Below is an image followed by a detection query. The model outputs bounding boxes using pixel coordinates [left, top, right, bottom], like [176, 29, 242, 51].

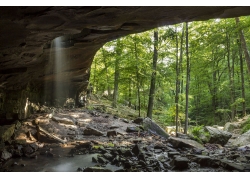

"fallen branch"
[36, 125, 66, 144]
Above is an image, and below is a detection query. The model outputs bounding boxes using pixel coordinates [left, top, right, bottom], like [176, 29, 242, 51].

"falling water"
[45, 36, 69, 106]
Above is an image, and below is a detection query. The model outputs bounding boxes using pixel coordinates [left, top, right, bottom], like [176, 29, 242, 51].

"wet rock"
[231, 130, 250, 147]
[143, 118, 169, 138]
[97, 156, 107, 164]
[0, 149, 12, 161]
[83, 127, 104, 136]
[77, 167, 83, 172]
[133, 117, 144, 124]
[173, 156, 189, 170]
[107, 130, 117, 137]
[126, 126, 140, 132]
[52, 116, 75, 125]
[83, 167, 112, 172]
[92, 157, 98, 163]
[103, 153, 113, 161]
[76, 141, 93, 149]
[205, 126, 232, 146]
[169, 137, 205, 150]
[0, 124, 15, 142]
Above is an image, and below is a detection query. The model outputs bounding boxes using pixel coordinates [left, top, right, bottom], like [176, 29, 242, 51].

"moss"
[241, 124, 250, 134]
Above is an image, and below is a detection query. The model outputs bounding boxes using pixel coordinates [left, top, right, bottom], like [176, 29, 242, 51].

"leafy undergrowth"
[241, 117, 250, 134]
[86, 95, 138, 120]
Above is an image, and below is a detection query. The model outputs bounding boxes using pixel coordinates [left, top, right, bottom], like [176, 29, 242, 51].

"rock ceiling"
[1, 6, 250, 93]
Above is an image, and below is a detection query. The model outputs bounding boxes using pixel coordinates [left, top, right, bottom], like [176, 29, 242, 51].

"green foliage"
[240, 117, 250, 134]
[189, 125, 210, 144]
[89, 16, 250, 128]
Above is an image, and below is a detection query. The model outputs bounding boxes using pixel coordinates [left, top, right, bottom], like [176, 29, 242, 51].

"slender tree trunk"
[235, 17, 250, 74]
[239, 37, 246, 116]
[147, 30, 158, 119]
[175, 26, 179, 136]
[226, 32, 235, 120]
[179, 24, 185, 127]
[133, 36, 141, 116]
[184, 22, 190, 134]
[112, 39, 121, 108]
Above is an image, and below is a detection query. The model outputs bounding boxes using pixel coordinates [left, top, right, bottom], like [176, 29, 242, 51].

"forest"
[88, 16, 250, 134]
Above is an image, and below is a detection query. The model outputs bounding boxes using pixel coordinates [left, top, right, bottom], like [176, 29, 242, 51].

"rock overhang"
[0, 6, 250, 106]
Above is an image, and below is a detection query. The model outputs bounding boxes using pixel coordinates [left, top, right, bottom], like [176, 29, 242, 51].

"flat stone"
[83, 127, 104, 136]
[52, 116, 75, 125]
[169, 137, 205, 150]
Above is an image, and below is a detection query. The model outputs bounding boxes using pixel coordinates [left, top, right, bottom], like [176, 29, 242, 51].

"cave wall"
[1, 6, 250, 121]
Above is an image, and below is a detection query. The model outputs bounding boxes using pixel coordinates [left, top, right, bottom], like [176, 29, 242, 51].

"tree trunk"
[184, 22, 190, 134]
[147, 30, 158, 119]
[226, 32, 235, 121]
[112, 39, 121, 108]
[235, 17, 250, 74]
[134, 35, 141, 116]
[175, 26, 179, 136]
[239, 36, 246, 116]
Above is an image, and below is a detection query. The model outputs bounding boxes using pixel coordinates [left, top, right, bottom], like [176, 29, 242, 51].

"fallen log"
[36, 125, 66, 144]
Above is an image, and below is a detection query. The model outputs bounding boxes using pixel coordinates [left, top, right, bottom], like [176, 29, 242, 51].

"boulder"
[224, 122, 240, 133]
[205, 126, 232, 146]
[0, 124, 15, 142]
[83, 127, 104, 136]
[168, 137, 205, 150]
[231, 130, 250, 147]
[143, 118, 169, 138]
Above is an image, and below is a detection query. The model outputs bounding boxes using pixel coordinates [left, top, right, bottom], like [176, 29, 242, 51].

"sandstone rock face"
[1, 7, 250, 119]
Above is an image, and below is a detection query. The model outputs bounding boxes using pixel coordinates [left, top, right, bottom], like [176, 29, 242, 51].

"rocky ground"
[1, 105, 250, 172]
